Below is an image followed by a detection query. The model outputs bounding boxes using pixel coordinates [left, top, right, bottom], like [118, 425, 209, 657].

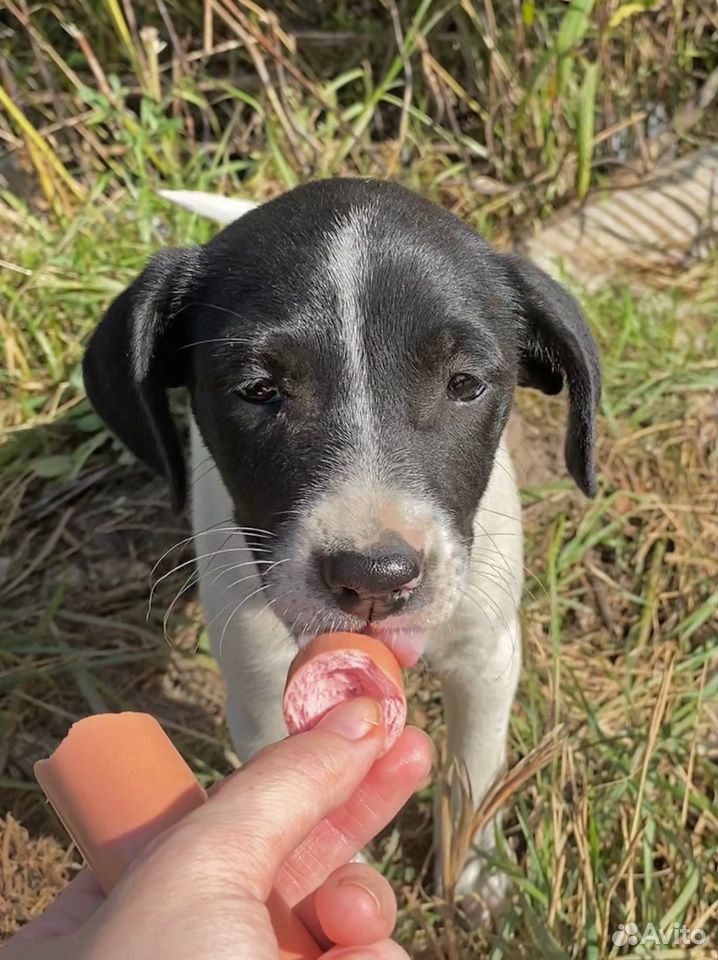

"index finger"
[139, 697, 387, 903]
[277, 726, 432, 908]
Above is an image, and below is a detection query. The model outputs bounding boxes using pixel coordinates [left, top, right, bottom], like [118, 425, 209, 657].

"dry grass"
[1, 2, 716, 957]
[1, 1, 716, 238]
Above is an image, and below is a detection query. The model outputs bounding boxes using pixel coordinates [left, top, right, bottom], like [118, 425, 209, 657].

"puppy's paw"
[434, 823, 511, 930]
[454, 856, 510, 929]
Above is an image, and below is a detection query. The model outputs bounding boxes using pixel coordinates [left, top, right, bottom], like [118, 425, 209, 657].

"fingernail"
[317, 698, 382, 740]
[337, 877, 382, 915]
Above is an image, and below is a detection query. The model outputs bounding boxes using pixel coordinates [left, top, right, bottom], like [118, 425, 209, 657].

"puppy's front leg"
[436, 617, 521, 921]
[219, 643, 292, 761]
[199, 544, 293, 760]
[190, 428, 294, 762]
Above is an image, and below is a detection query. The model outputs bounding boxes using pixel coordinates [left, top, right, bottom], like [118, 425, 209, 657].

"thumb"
[150, 697, 386, 901]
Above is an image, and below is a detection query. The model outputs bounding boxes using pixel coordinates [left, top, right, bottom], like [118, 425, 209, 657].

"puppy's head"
[84, 179, 600, 663]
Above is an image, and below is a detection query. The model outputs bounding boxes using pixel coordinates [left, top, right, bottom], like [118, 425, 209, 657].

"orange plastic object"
[34, 712, 321, 960]
[284, 632, 406, 752]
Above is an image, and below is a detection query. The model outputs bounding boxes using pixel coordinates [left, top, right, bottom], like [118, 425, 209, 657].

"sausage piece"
[284, 632, 407, 753]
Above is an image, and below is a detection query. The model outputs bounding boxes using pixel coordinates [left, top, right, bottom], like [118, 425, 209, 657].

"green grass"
[1, 1, 717, 956]
[1, 2, 715, 234]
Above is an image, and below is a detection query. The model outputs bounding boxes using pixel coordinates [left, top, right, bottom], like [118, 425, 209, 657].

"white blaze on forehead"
[324, 206, 378, 467]
[312, 206, 459, 596]
[317, 206, 438, 555]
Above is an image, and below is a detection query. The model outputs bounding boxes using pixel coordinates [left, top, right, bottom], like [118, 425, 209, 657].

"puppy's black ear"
[83, 247, 204, 512]
[502, 253, 601, 497]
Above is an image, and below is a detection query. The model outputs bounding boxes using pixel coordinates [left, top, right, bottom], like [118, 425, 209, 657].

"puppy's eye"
[236, 378, 282, 404]
[447, 373, 486, 402]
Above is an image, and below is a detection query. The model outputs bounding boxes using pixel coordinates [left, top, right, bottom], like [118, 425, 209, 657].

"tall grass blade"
[577, 62, 600, 199]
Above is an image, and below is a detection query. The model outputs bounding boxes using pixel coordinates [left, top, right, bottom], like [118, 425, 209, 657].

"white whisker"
[149, 546, 270, 611]
[218, 558, 291, 656]
[162, 567, 201, 643]
[150, 519, 236, 578]
[221, 559, 286, 591]
[209, 556, 276, 586]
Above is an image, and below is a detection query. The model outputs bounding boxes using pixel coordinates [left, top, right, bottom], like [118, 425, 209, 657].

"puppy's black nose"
[319, 541, 423, 620]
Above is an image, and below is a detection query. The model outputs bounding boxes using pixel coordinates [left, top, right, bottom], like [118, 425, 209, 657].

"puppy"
[83, 178, 600, 913]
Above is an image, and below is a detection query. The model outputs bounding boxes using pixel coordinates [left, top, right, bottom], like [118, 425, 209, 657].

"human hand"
[5, 697, 432, 959]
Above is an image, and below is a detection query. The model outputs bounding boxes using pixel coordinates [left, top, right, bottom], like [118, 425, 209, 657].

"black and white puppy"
[83, 178, 600, 910]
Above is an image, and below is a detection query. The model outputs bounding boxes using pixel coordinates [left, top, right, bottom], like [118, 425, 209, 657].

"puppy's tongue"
[365, 625, 425, 668]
